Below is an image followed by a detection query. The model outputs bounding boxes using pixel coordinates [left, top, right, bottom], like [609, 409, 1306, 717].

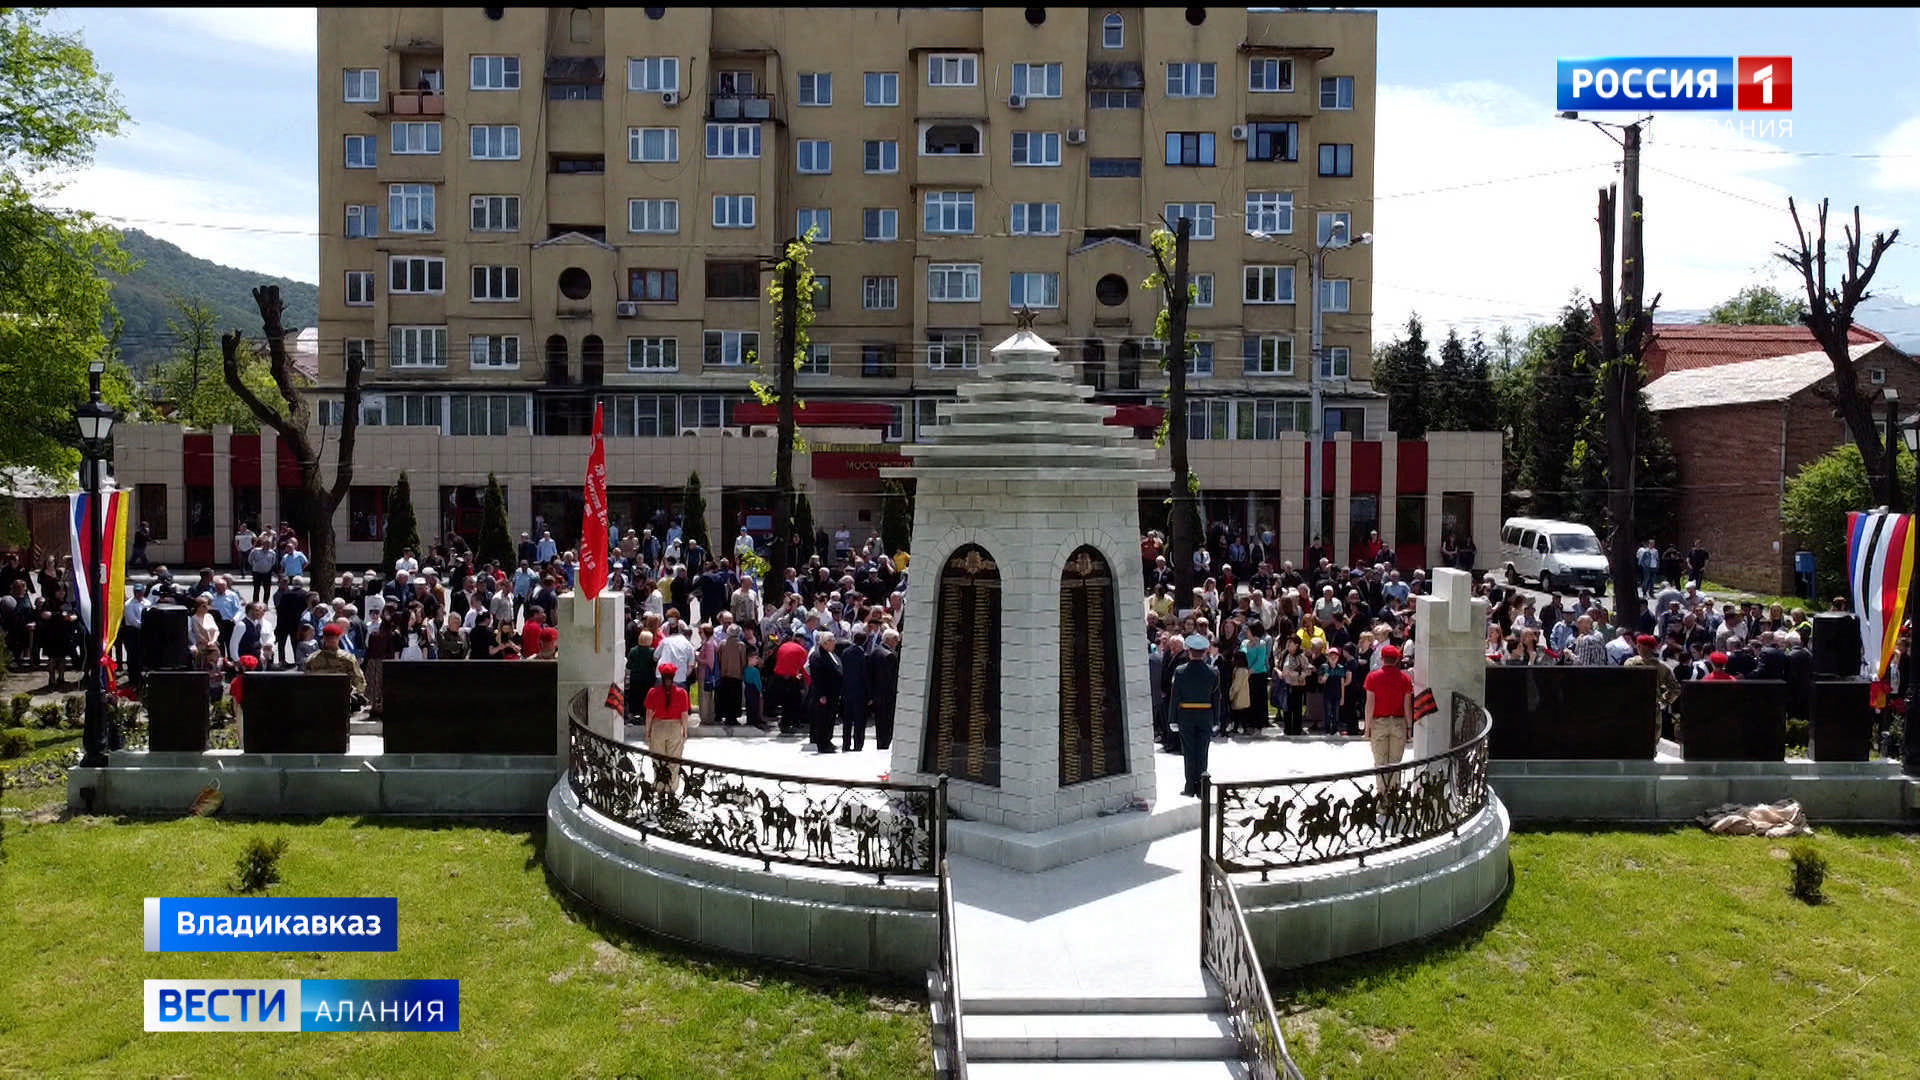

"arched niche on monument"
[920, 544, 1001, 786]
[1059, 546, 1127, 786]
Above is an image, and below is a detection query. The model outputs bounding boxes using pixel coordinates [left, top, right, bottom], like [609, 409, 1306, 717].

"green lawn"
[0, 814, 930, 1079]
[1276, 828, 1920, 1079]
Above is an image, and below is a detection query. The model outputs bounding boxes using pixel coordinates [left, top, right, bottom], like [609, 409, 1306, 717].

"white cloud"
[1871, 116, 1920, 191]
[146, 8, 316, 57]
[44, 163, 318, 284]
[1372, 81, 1817, 343]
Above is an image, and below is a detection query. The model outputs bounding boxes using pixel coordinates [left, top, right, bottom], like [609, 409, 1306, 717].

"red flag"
[579, 401, 609, 600]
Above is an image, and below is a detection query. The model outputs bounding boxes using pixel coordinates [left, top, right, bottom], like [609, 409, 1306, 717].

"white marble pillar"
[1411, 567, 1489, 758]
[555, 590, 626, 755]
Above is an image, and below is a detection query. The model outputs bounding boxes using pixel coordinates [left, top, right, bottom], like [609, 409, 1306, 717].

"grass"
[1275, 827, 1920, 1079]
[0, 814, 930, 1079]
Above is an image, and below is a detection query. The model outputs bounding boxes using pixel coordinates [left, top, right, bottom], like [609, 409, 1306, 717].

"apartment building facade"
[114, 7, 1502, 570]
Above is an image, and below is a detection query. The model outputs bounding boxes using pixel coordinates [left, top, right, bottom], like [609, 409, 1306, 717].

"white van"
[1498, 517, 1609, 595]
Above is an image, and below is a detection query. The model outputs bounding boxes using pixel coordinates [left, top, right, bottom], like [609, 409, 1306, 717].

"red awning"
[732, 401, 898, 428]
[1105, 404, 1165, 427]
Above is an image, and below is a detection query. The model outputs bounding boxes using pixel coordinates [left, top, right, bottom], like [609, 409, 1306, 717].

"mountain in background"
[103, 229, 319, 374]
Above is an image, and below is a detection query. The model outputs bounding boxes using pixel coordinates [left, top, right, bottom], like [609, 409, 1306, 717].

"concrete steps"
[962, 1010, 1241, 1063]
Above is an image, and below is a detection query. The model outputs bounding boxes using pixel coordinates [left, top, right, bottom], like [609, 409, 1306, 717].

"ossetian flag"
[69, 489, 130, 656]
[1845, 510, 1914, 704]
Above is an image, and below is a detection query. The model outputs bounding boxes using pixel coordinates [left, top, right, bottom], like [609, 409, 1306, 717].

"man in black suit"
[869, 628, 901, 751]
[806, 633, 843, 753]
[274, 575, 311, 669]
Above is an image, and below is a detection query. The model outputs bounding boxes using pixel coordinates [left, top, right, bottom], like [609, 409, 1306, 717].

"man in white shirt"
[232, 523, 255, 571]
[735, 527, 756, 557]
[1314, 585, 1343, 624]
[119, 582, 149, 687]
[654, 621, 698, 701]
[394, 548, 420, 577]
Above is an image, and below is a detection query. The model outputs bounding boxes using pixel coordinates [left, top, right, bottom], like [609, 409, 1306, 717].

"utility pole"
[1163, 216, 1197, 603]
[768, 238, 800, 607]
[1591, 117, 1656, 620]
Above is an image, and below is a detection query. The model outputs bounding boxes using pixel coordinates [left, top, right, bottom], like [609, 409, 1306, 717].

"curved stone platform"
[1234, 796, 1511, 970]
[545, 780, 938, 979]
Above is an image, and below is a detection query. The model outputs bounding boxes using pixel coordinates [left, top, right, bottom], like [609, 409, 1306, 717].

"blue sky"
[42, 7, 1920, 344]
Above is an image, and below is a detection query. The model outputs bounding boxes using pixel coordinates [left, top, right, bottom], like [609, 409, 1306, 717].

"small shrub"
[231, 835, 289, 894]
[1785, 717, 1809, 748]
[0, 728, 31, 759]
[210, 698, 233, 727]
[30, 703, 63, 730]
[61, 696, 84, 729]
[9, 693, 29, 725]
[1789, 842, 1827, 904]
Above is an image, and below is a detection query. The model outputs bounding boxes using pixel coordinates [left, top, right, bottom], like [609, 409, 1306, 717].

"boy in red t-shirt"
[1363, 644, 1414, 794]
[644, 662, 693, 793]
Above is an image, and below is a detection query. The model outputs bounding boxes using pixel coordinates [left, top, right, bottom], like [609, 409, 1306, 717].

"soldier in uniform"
[302, 623, 366, 696]
[1623, 633, 1680, 744]
[1171, 633, 1219, 798]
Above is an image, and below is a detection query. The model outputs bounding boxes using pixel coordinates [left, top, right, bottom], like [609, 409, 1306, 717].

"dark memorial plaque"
[920, 545, 1001, 786]
[1808, 679, 1872, 762]
[1676, 680, 1788, 761]
[145, 670, 211, 752]
[241, 672, 352, 754]
[1059, 547, 1126, 786]
[1486, 666, 1660, 759]
[384, 660, 558, 754]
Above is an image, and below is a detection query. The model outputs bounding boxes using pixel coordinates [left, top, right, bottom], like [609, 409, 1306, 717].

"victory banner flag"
[578, 401, 609, 602]
[1846, 510, 1915, 704]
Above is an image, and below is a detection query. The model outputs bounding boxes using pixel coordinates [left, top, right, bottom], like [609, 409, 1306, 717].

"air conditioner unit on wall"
[615, 301, 640, 318]
[679, 427, 703, 437]
[1065, 128, 1086, 145]
[661, 91, 679, 107]
[1007, 93, 1026, 109]
[1231, 124, 1248, 141]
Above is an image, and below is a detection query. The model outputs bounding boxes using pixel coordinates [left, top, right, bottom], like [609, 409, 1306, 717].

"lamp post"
[1250, 221, 1372, 562]
[76, 359, 119, 768]
[1902, 407, 1920, 776]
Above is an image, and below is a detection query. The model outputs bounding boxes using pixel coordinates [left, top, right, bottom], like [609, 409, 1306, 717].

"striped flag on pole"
[1845, 510, 1915, 704]
[69, 488, 130, 652]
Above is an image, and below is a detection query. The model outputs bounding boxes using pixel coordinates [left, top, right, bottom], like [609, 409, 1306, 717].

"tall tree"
[0, 9, 130, 475]
[1373, 314, 1431, 438]
[753, 231, 817, 606]
[220, 285, 365, 591]
[1778, 197, 1902, 506]
[381, 471, 422, 569]
[1455, 331, 1502, 432]
[1145, 219, 1199, 595]
[1430, 328, 1470, 431]
[1523, 301, 1599, 520]
[1592, 151, 1662, 621]
[1706, 283, 1807, 326]
[478, 472, 513, 570]
[149, 296, 279, 430]
[681, 471, 710, 556]
[880, 478, 913, 557]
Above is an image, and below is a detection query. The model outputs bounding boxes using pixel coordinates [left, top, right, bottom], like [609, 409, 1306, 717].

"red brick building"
[1645, 324, 1918, 593]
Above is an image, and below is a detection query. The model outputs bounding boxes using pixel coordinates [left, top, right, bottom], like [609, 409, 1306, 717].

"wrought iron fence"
[567, 721, 943, 881]
[1207, 693, 1494, 877]
[932, 855, 968, 1080]
[1200, 854, 1305, 1080]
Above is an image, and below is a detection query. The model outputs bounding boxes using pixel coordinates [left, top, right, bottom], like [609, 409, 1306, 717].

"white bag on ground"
[1695, 799, 1812, 837]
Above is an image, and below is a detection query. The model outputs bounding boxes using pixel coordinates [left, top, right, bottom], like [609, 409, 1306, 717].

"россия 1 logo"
[1556, 56, 1792, 112]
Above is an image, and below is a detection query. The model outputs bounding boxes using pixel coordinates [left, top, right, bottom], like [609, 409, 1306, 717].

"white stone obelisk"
[1410, 567, 1489, 757]
[556, 589, 626, 755]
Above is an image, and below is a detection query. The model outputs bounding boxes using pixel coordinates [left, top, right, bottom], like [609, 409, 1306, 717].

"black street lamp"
[76, 359, 119, 768]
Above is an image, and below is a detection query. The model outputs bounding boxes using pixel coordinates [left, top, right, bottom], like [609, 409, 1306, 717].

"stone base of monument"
[1489, 758, 1915, 823]
[545, 781, 938, 979]
[946, 801, 1200, 874]
[1237, 796, 1511, 970]
[66, 750, 559, 816]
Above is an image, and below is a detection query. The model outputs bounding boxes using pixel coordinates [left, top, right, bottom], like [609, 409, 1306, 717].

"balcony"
[382, 90, 445, 117]
[707, 92, 775, 121]
[914, 151, 987, 188]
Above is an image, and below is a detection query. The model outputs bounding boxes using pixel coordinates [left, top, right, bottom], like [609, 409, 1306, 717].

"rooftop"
[1644, 322, 1886, 379]
[1643, 343, 1881, 413]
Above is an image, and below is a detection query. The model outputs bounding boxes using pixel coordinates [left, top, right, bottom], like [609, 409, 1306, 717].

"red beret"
[657, 662, 678, 678]
[239, 654, 260, 669]
[321, 623, 344, 638]
[1379, 644, 1401, 661]
[1709, 651, 1729, 665]
[1635, 634, 1658, 646]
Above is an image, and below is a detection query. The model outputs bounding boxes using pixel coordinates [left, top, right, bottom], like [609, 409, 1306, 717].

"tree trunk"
[768, 246, 799, 607]
[1165, 218, 1197, 605]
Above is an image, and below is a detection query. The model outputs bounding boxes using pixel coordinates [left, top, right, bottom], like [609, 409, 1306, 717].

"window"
[1320, 278, 1351, 313]
[1316, 211, 1353, 245]
[1242, 334, 1294, 375]
[712, 194, 756, 228]
[628, 126, 679, 162]
[713, 70, 755, 96]
[470, 194, 519, 232]
[344, 135, 376, 169]
[1186, 343, 1215, 378]
[344, 339, 374, 374]
[1323, 346, 1351, 379]
[1012, 62, 1062, 98]
[923, 123, 980, 155]
[1244, 265, 1295, 304]
[1248, 122, 1299, 162]
[864, 71, 898, 106]
[703, 330, 758, 366]
[469, 335, 520, 369]
[798, 71, 831, 106]
[388, 256, 446, 294]
[627, 198, 678, 234]
[1164, 132, 1215, 166]
[629, 268, 679, 302]
[923, 191, 974, 234]
[862, 343, 897, 377]
[1012, 131, 1061, 166]
[796, 139, 831, 173]
[136, 483, 169, 539]
[1193, 273, 1214, 307]
[1089, 157, 1141, 177]
[1247, 191, 1293, 235]
[928, 53, 977, 87]
[800, 343, 830, 376]
[1166, 62, 1216, 98]
[1010, 202, 1060, 235]
[470, 124, 519, 160]
[471, 264, 520, 302]
[862, 276, 898, 310]
[365, 393, 441, 428]
[345, 271, 374, 306]
[388, 183, 435, 233]
[1318, 142, 1354, 177]
[704, 262, 755, 299]
[1090, 90, 1141, 109]
[628, 56, 679, 92]
[1009, 272, 1059, 308]
[927, 263, 981, 302]
[605, 395, 675, 437]
[1188, 399, 1230, 440]
[1250, 58, 1294, 93]
[391, 121, 441, 154]
[627, 337, 678, 372]
[796, 208, 831, 241]
[1102, 13, 1124, 49]
[863, 139, 898, 173]
[349, 486, 388, 542]
[862, 207, 897, 241]
[346, 204, 378, 238]
[470, 54, 521, 91]
[390, 326, 448, 367]
[927, 330, 980, 370]
[448, 393, 528, 436]
[1320, 75, 1355, 110]
[551, 154, 605, 175]
[705, 123, 761, 159]
[345, 68, 379, 102]
[1237, 399, 1310, 439]
[1161, 204, 1215, 239]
